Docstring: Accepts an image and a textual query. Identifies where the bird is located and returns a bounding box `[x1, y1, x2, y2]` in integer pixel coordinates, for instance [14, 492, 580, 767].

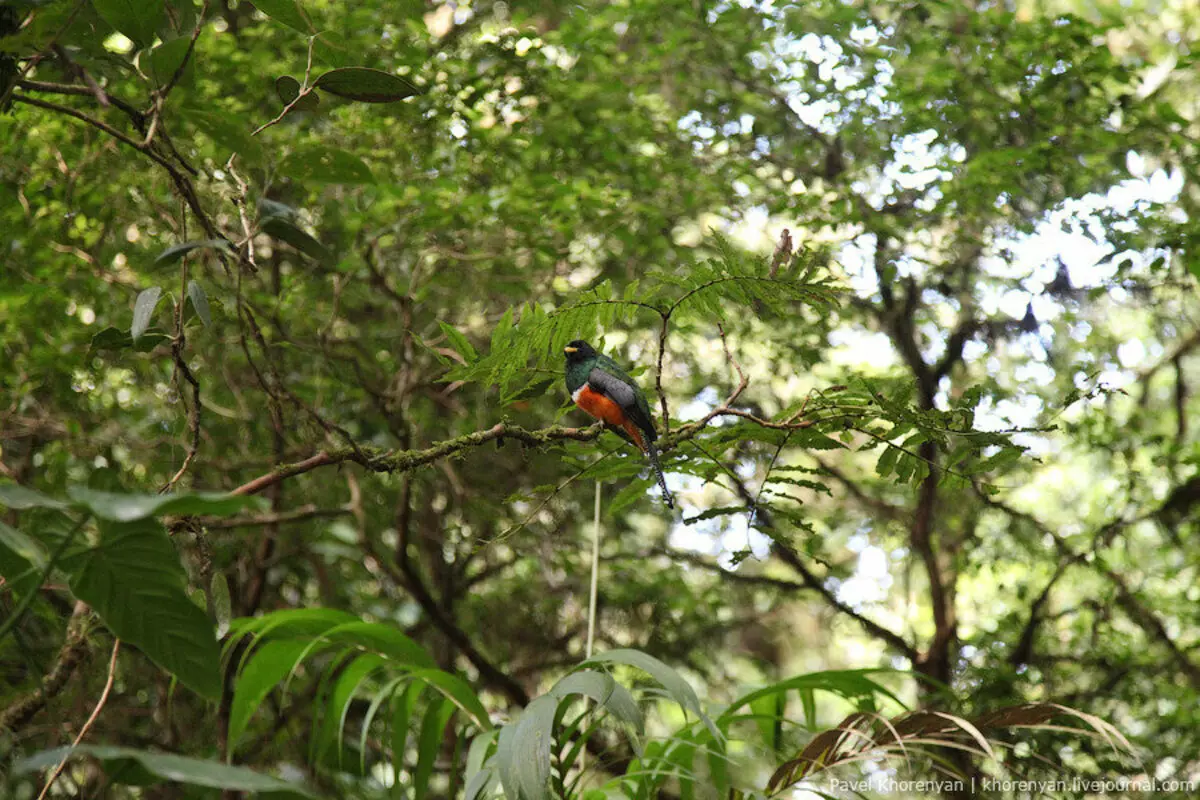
[563, 340, 674, 508]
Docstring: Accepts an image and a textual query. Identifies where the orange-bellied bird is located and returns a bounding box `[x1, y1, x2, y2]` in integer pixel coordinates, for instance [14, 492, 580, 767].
[564, 340, 674, 508]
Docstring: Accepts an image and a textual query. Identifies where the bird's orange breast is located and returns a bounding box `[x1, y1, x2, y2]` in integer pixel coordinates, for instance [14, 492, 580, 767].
[574, 385, 645, 450]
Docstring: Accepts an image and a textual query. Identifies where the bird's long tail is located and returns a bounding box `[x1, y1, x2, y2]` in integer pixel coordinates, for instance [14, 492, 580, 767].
[645, 440, 674, 509]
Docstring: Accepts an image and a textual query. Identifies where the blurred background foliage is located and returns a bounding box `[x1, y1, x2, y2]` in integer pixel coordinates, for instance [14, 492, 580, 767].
[1, 0, 1199, 796]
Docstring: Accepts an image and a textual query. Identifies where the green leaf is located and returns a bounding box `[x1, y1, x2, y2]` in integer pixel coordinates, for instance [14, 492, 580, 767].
[131, 286, 163, 342]
[155, 239, 232, 266]
[186, 280, 211, 327]
[749, 690, 784, 755]
[250, 0, 313, 34]
[465, 729, 498, 787]
[65, 487, 266, 522]
[608, 477, 654, 515]
[279, 146, 373, 184]
[144, 36, 195, 86]
[260, 216, 333, 263]
[0, 520, 44, 599]
[391, 681, 424, 784]
[14, 745, 315, 796]
[0, 483, 69, 511]
[275, 75, 320, 111]
[210, 572, 232, 637]
[258, 198, 298, 220]
[508, 694, 557, 800]
[0, 519, 47, 569]
[320, 621, 436, 668]
[875, 444, 900, 478]
[501, 376, 556, 405]
[437, 321, 477, 361]
[359, 676, 405, 774]
[414, 696, 455, 800]
[722, 670, 907, 721]
[319, 653, 385, 766]
[550, 670, 644, 733]
[409, 667, 492, 730]
[313, 67, 420, 103]
[62, 518, 222, 700]
[89, 327, 172, 354]
[228, 639, 311, 752]
[584, 650, 716, 738]
[793, 429, 847, 450]
[93, 0, 165, 48]
[227, 607, 359, 645]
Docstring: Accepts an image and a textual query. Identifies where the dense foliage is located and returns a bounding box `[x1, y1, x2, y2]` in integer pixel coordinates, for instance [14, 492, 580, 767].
[2, 0, 1198, 797]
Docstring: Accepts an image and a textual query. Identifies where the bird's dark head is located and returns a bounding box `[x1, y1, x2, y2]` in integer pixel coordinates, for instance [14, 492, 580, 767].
[563, 340, 597, 364]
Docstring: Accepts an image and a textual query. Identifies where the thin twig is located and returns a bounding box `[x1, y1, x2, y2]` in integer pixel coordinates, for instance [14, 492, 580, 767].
[36, 639, 121, 800]
[655, 312, 671, 432]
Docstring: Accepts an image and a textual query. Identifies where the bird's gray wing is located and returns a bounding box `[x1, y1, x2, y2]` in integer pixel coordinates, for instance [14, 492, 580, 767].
[587, 367, 656, 437]
[586, 367, 638, 408]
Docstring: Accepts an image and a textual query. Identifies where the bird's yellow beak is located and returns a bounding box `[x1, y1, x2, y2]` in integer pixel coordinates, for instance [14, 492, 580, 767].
[563, 346, 578, 354]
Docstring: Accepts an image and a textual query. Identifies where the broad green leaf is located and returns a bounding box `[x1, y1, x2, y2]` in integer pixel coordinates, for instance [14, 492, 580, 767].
[508, 694, 557, 800]
[493, 716, 520, 800]
[227, 607, 359, 646]
[155, 239, 232, 266]
[186, 280, 211, 327]
[313, 67, 420, 103]
[65, 487, 265, 522]
[89, 326, 171, 354]
[62, 518, 221, 700]
[250, 0, 313, 34]
[0, 483, 69, 511]
[260, 216, 333, 263]
[408, 667, 492, 730]
[258, 198, 298, 220]
[875, 443, 900, 478]
[320, 621, 436, 669]
[14, 745, 314, 796]
[0, 519, 46, 568]
[144, 36, 195, 86]
[228, 639, 311, 752]
[210, 572, 232, 637]
[275, 75, 320, 111]
[465, 729, 498, 786]
[131, 286, 163, 342]
[414, 696, 455, 800]
[0, 520, 43, 599]
[585, 649, 716, 738]
[279, 146, 373, 184]
[550, 670, 644, 733]
[93, 0, 165, 48]
[464, 766, 499, 800]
